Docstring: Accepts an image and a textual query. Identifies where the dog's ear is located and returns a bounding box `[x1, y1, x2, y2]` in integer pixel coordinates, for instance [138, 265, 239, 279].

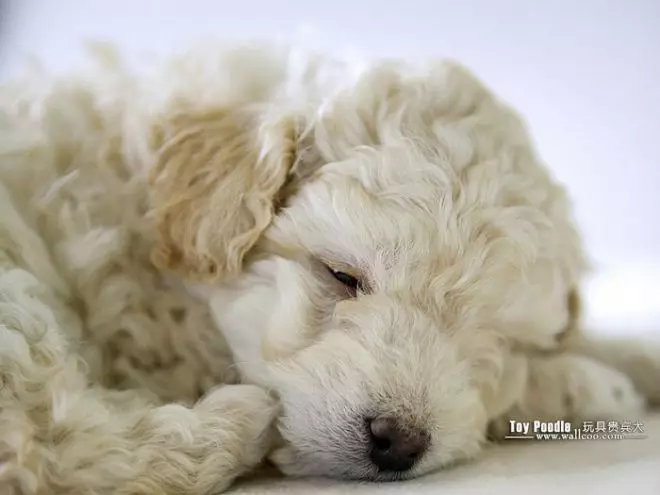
[148, 107, 296, 281]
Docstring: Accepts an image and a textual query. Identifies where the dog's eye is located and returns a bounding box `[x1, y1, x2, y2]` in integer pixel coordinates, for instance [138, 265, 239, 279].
[326, 266, 361, 292]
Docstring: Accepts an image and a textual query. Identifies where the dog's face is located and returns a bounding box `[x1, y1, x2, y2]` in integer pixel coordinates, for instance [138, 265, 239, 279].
[148, 56, 579, 480]
[205, 145, 492, 480]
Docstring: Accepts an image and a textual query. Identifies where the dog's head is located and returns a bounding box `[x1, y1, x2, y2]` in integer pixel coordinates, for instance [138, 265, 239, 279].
[148, 50, 582, 480]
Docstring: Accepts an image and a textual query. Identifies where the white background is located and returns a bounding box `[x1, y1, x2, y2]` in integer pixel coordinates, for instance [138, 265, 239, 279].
[0, 0, 658, 332]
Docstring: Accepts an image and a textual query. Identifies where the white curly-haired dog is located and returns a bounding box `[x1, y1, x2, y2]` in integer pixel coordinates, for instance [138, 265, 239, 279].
[0, 42, 658, 494]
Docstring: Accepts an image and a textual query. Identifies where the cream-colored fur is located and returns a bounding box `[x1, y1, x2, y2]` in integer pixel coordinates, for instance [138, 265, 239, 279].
[0, 42, 657, 493]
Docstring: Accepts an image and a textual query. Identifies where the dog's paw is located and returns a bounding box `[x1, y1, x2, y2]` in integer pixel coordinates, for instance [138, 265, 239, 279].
[196, 384, 280, 469]
[577, 336, 660, 406]
[608, 339, 660, 406]
[490, 354, 645, 439]
[560, 354, 645, 420]
[115, 385, 279, 495]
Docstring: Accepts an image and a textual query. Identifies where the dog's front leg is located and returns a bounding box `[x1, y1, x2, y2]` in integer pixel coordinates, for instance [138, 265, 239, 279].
[115, 384, 279, 495]
[3, 383, 277, 495]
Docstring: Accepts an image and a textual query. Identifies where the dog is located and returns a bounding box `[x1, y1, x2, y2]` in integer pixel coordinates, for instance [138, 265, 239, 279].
[0, 42, 658, 494]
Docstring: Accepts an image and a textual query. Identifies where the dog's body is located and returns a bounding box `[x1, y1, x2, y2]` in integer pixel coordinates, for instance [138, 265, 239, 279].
[0, 43, 658, 494]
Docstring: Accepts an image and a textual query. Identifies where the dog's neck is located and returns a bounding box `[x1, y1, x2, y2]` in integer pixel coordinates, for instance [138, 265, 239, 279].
[170, 264, 280, 387]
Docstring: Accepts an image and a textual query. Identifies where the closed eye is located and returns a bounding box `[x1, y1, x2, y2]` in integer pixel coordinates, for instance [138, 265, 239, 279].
[325, 266, 362, 294]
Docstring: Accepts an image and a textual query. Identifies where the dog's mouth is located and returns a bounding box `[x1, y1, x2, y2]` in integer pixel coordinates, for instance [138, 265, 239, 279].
[268, 445, 423, 482]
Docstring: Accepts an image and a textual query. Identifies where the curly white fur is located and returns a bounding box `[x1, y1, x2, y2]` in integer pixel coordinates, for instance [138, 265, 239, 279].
[0, 42, 657, 493]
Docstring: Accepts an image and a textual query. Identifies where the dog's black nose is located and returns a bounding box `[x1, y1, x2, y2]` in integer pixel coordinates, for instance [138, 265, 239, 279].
[368, 417, 429, 472]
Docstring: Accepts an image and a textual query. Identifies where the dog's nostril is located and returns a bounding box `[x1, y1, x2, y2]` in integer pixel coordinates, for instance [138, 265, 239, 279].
[373, 436, 391, 451]
[368, 417, 429, 473]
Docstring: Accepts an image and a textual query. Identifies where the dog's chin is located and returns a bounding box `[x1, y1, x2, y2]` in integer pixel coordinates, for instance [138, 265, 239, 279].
[268, 444, 421, 482]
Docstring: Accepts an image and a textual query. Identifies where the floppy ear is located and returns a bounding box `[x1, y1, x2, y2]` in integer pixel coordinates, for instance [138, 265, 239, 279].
[148, 107, 297, 281]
